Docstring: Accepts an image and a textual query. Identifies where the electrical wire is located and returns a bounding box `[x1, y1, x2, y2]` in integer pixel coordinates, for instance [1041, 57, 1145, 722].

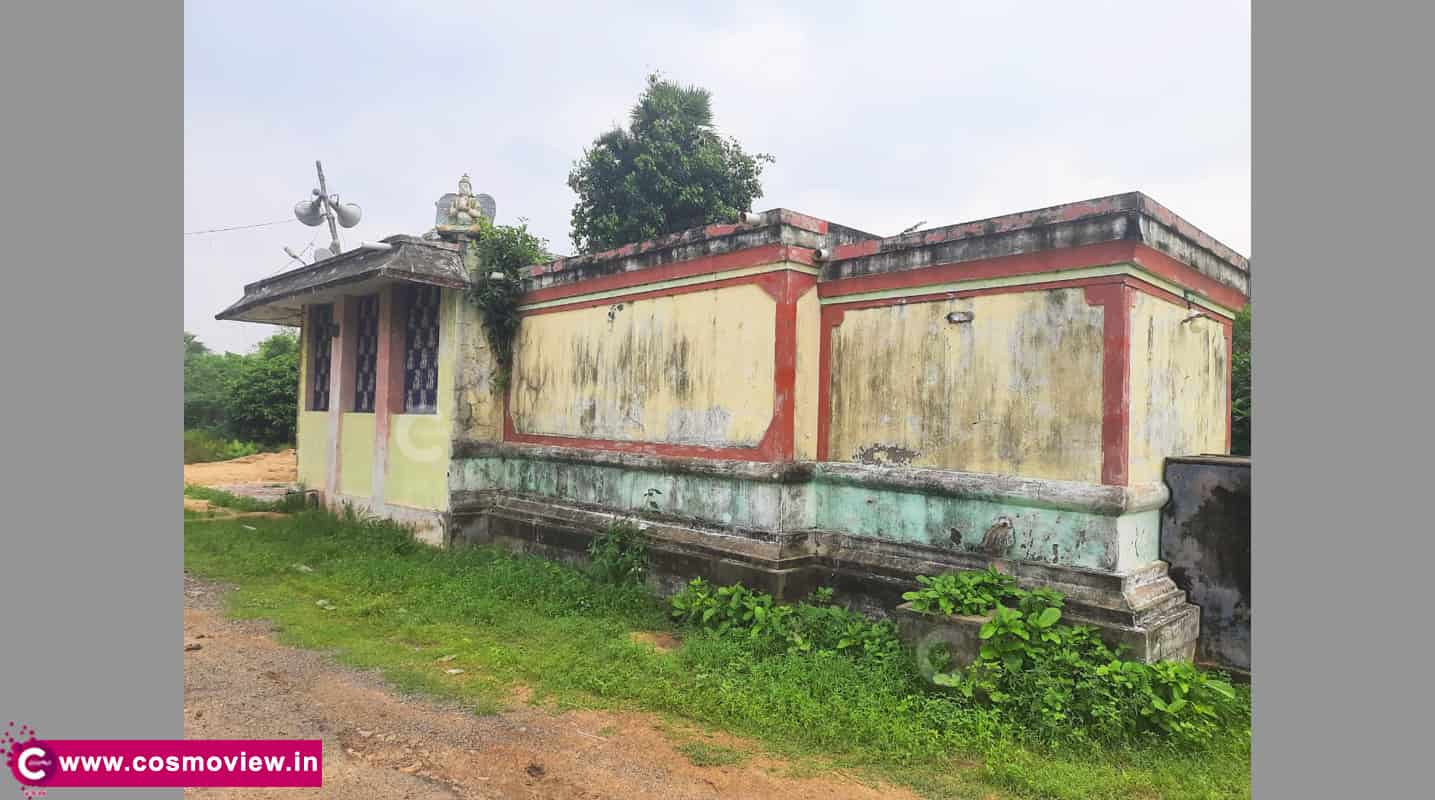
[184, 219, 298, 236]
[263, 231, 322, 277]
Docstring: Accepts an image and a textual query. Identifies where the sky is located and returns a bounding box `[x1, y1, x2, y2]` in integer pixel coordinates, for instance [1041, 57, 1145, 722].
[185, 0, 1250, 355]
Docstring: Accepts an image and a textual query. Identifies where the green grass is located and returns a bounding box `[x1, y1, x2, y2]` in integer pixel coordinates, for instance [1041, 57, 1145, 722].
[676, 740, 749, 767]
[183, 511, 1250, 800]
[184, 429, 290, 464]
[184, 484, 307, 513]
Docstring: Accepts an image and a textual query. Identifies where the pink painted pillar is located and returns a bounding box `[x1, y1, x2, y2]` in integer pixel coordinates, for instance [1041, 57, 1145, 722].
[371, 285, 409, 504]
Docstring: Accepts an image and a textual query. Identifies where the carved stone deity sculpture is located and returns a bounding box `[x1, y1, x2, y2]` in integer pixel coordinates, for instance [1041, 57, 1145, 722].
[449, 174, 484, 226]
[435, 174, 496, 242]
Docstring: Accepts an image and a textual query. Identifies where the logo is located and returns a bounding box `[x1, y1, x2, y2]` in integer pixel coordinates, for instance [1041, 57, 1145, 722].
[3, 723, 49, 798]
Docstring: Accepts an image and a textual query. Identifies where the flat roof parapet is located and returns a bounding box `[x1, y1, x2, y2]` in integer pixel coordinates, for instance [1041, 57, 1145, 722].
[822, 192, 1250, 298]
[524, 209, 879, 293]
[520, 193, 1247, 301]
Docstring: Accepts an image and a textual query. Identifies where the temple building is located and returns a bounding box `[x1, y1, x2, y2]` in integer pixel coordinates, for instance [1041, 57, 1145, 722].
[218, 181, 1249, 662]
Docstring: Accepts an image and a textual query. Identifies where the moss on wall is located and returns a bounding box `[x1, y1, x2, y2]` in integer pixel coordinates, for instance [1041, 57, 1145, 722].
[827, 288, 1105, 482]
[1127, 293, 1230, 483]
[510, 284, 777, 447]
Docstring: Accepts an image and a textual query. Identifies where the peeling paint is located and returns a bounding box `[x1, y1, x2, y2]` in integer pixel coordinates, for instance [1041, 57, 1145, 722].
[852, 443, 921, 466]
[1128, 293, 1229, 482]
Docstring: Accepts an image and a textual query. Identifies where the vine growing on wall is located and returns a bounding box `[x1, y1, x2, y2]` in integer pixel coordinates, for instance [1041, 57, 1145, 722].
[465, 218, 549, 392]
[1231, 304, 1251, 456]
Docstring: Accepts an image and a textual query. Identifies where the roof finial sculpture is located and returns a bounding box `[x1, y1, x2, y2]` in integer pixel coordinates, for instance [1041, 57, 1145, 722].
[435, 173, 496, 241]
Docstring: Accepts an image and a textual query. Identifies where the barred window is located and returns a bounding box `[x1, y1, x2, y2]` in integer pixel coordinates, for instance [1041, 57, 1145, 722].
[403, 286, 441, 413]
[308, 304, 333, 411]
[353, 295, 380, 412]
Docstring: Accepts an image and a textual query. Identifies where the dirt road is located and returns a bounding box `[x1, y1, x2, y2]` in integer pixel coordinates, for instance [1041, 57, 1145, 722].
[182, 575, 920, 800]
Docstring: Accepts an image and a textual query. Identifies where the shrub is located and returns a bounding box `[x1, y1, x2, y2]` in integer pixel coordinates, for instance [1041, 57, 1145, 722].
[586, 488, 662, 585]
[587, 520, 649, 585]
[901, 568, 1018, 615]
[669, 578, 902, 663]
[682, 568, 1249, 749]
[1232, 303, 1251, 456]
[912, 569, 1247, 748]
[183, 429, 262, 463]
[467, 219, 550, 392]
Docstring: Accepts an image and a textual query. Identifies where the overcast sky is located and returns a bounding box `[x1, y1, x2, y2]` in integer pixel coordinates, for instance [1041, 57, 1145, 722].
[185, 0, 1250, 354]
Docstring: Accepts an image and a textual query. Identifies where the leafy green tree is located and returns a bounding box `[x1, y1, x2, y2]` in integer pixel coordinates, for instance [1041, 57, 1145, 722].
[183, 330, 299, 445]
[567, 73, 773, 253]
[221, 330, 300, 445]
[184, 331, 209, 358]
[183, 331, 229, 431]
[1231, 305, 1251, 456]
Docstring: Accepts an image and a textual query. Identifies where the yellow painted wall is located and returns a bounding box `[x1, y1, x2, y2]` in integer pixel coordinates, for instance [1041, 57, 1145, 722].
[385, 289, 457, 510]
[793, 286, 819, 460]
[510, 284, 777, 447]
[827, 288, 1106, 482]
[296, 412, 329, 489]
[1127, 292, 1229, 483]
[339, 413, 376, 496]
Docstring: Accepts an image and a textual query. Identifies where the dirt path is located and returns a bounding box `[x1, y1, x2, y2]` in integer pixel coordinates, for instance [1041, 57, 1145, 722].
[183, 575, 921, 800]
[184, 450, 298, 487]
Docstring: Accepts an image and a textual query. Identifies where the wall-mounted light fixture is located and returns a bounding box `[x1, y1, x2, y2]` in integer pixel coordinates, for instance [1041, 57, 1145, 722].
[946, 310, 974, 324]
[1180, 290, 1206, 324]
[327, 322, 342, 339]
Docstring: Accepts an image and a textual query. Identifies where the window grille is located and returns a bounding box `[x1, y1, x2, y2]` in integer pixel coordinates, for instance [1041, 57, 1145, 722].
[308, 304, 333, 411]
[403, 286, 441, 413]
[353, 295, 380, 412]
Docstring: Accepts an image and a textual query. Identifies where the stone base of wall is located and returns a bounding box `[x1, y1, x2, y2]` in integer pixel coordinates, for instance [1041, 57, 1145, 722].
[324, 492, 451, 548]
[451, 489, 1198, 663]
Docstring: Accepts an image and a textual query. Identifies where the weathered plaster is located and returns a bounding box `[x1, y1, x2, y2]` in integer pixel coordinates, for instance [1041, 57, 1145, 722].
[452, 295, 504, 443]
[450, 444, 1167, 573]
[827, 288, 1106, 482]
[510, 283, 777, 447]
[1127, 292, 1229, 483]
[453, 453, 795, 532]
[338, 413, 376, 496]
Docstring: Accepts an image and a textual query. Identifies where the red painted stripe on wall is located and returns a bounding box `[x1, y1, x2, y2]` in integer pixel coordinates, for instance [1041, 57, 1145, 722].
[523, 243, 814, 306]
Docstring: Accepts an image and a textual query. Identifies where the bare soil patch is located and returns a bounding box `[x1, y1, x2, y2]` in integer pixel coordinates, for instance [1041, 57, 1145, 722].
[629, 631, 682, 653]
[184, 449, 298, 487]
